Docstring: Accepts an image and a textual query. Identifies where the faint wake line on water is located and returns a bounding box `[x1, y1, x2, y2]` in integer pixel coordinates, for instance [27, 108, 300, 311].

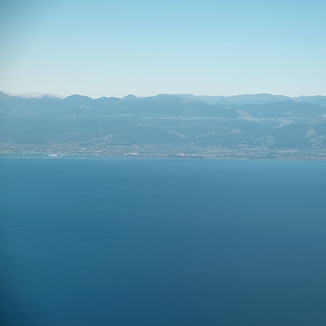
[0, 225, 127, 253]
[1, 246, 90, 266]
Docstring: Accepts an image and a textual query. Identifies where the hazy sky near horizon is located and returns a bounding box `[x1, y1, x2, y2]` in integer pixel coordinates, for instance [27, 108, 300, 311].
[1, 0, 325, 98]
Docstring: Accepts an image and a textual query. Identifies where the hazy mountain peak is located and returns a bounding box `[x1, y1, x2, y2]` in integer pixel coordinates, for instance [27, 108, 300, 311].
[122, 94, 137, 100]
[63, 94, 93, 101]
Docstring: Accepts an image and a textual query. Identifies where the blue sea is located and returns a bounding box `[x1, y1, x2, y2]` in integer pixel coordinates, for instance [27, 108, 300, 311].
[1, 158, 326, 326]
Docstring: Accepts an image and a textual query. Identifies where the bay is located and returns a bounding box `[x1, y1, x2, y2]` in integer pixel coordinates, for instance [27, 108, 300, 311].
[1, 158, 326, 326]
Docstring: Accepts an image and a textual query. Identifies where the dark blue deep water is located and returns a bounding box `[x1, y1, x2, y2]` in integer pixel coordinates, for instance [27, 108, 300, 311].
[1, 158, 326, 326]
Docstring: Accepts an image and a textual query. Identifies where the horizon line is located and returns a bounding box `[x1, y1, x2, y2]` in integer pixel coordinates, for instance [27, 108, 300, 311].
[2, 91, 325, 100]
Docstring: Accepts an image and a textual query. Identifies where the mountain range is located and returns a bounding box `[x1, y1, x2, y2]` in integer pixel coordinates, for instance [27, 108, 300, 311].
[1, 91, 326, 159]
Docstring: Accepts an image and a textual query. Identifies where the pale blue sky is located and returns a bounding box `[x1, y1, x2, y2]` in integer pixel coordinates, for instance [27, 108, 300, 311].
[1, 0, 325, 98]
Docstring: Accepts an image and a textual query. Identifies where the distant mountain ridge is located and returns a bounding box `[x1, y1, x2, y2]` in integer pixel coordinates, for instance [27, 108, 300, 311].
[1, 91, 326, 159]
[1, 91, 65, 99]
[2, 91, 326, 106]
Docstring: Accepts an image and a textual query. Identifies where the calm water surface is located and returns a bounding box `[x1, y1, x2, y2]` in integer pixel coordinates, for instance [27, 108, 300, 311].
[1, 158, 326, 326]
